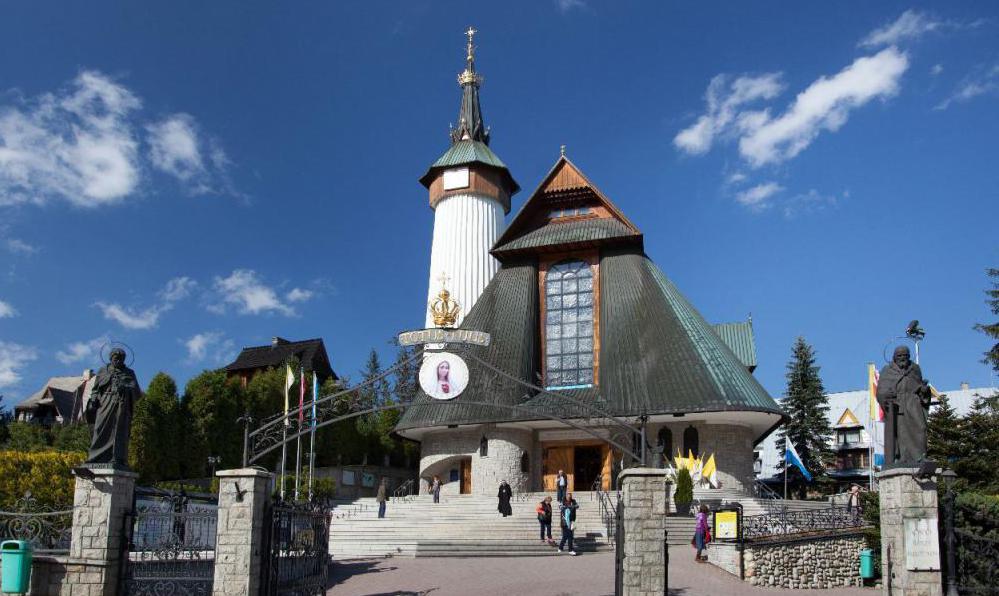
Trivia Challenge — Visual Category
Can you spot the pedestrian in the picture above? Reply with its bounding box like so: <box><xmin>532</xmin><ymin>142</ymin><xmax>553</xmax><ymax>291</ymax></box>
<box><xmin>376</xmin><ymin>478</ymin><xmax>387</xmax><ymax>519</ymax></box>
<box><xmin>498</xmin><ymin>480</ymin><xmax>513</xmax><ymax>517</ymax></box>
<box><xmin>432</xmin><ymin>475</ymin><xmax>442</xmax><ymax>504</ymax></box>
<box><xmin>556</xmin><ymin>469</ymin><xmax>568</xmax><ymax>504</ymax></box>
<box><xmin>846</xmin><ymin>484</ymin><xmax>862</xmax><ymax>514</ymax></box>
<box><xmin>693</xmin><ymin>504</ymin><xmax>710</xmax><ymax>562</ymax></box>
<box><xmin>536</xmin><ymin>496</ymin><xmax>555</xmax><ymax>545</ymax></box>
<box><xmin>558</xmin><ymin>493</ymin><xmax>578</xmax><ymax>555</ymax></box>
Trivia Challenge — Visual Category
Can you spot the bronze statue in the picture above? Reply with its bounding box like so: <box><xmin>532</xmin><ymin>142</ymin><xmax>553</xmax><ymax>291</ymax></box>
<box><xmin>877</xmin><ymin>346</ymin><xmax>932</xmax><ymax>466</ymax></box>
<box><xmin>84</xmin><ymin>347</ymin><xmax>140</xmax><ymax>468</ymax></box>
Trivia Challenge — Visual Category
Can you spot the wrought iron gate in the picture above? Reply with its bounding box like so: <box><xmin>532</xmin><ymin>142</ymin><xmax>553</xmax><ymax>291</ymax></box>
<box><xmin>122</xmin><ymin>491</ymin><xmax>218</xmax><ymax>596</ymax></box>
<box><xmin>261</xmin><ymin>499</ymin><xmax>331</xmax><ymax>596</ymax></box>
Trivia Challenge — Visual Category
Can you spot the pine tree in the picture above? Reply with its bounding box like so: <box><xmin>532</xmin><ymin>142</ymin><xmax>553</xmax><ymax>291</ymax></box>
<box><xmin>926</xmin><ymin>393</ymin><xmax>965</xmax><ymax>466</ymax></box>
<box><xmin>973</xmin><ymin>268</ymin><xmax>999</xmax><ymax>374</ymax></box>
<box><xmin>184</xmin><ymin>369</ymin><xmax>245</xmax><ymax>474</ymax></box>
<box><xmin>776</xmin><ymin>337</ymin><xmax>833</xmax><ymax>497</ymax></box>
<box><xmin>954</xmin><ymin>393</ymin><xmax>999</xmax><ymax>493</ymax></box>
<box><xmin>355</xmin><ymin>349</ymin><xmax>390</xmax><ymax>463</ymax></box>
<box><xmin>129</xmin><ymin>372</ymin><xmax>182</xmax><ymax>482</ymax></box>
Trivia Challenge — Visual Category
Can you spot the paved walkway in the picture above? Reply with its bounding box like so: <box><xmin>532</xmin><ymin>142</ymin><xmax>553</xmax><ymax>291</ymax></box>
<box><xmin>327</xmin><ymin>548</ymin><xmax>874</xmax><ymax>595</ymax></box>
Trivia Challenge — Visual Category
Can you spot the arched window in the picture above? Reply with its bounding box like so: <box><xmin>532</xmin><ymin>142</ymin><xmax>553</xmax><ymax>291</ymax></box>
<box><xmin>545</xmin><ymin>260</ymin><xmax>595</xmax><ymax>388</ymax></box>
<box><xmin>682</xmin><ymin>426</ymin><xmax>699</xmax><ymax>458</ymax></box>
<box><xmin>479</xmin><ymin>436</ymin><xmax>488</xmax><ymax>457</ymax></box>
<box><xmin>520</xmin><ymin>452</ymin><xmax>530</xmax><ymax>473</ymax></box>
<box><xmin>657</xmin><ymin>427</ymin><xmax>673</xmax><ymax>458</ymax></box>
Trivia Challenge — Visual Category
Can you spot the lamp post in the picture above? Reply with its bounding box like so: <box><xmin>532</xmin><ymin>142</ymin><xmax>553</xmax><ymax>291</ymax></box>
<box><xmin>207</xmin><ymin>455</ymin><xmax>221</xmax><ymax>479</ymax></box>
<box><xmin>941</xmin><ymin>468</ymin><xmax>959</xmax><ymax>596</ymax></box>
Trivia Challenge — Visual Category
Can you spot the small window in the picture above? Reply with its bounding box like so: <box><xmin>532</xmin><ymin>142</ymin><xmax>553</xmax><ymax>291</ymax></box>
<box><xmin>657</xmin><ymin>428</ymin><xmax>673</xmax><ymax>458</ymax></box>
<box><xmin>479</xmin><ymin>436</ymin><xmax>488</xmax><ymax>457</ymax></box>
<box><xmin>520</xmin><ymin>452</ymin><xmax>530</xmax><ymax>473</ymax></box>
<box><xmin>549</xmin><ymin>206</ymin><xmax>593</xmax><ymax>219</ymax></box>
<box><xmin>682</xmin><ymin>426</ymin><xmax>699</xmax><ymax>458</ymax></box>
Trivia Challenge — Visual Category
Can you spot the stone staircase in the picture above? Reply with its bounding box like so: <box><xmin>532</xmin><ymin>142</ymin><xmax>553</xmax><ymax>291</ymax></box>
<box><xmin>328</xmin><ymin>488</ymin><xmax>833</xmax><ymax>557</ymax></box>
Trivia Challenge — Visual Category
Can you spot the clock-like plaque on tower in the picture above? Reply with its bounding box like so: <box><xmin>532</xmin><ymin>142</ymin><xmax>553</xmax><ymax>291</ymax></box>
<box><xmin>442</xmin><ymin>167</ymin><xmax>469</xmax><ymax>190</ymax></box>
<box><xmin>419</xmin><ymin>351</ymin><xmax>469</xmax><ymax>400</ymax></box>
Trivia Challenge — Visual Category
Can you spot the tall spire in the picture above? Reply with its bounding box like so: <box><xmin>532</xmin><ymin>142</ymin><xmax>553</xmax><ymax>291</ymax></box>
<box><xmin>450</xmin><ymin>26</ymin><xmax>490</xmax><ymax>146</ymax></box>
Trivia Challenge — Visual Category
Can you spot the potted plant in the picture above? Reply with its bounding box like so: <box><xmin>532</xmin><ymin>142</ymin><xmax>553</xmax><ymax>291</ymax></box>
<box><xmin>674</xmin><ymin>467</ymin><xmax>693</xmax><ymax>516</ymax></box>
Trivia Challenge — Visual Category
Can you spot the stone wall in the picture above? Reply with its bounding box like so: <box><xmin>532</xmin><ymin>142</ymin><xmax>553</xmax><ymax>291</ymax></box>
<box><xmin>743</xmin><ymin>533</ymin><xmax>865</xmax><ymax>589</ymax></box>
<box><xmin>418</xmin><ymin>425</ymin><xmax>532</xmax><ymax>496</ymax></box>
<box><xmin>648</xmin><ymin>421</ymin><xmax>755</xmax><ymax>491</ymax></box>
<box><xmin>28</xmin><ymin>556</ymin><xmax>109</xmax><ymax>596</ymax></box>
<box><xmin>618</xmin><ymin>468</ymin><xmax>668</xmax><ymax>596</ymax></box>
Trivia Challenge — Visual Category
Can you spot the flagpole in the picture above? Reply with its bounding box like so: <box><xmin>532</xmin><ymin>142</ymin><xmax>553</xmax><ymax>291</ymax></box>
<box><xmin>280</xmin><ymin>423</ymin><xmax>288</xmax><ymax>501</ymax></box>
<box><xmin>294</xmin><ymin>367</ymin><xmax>304</xmax><ymax>502</ymax></box>
<box><xmin>784</xmin><ymin>454</ymin><xmax>788</xmax><ymax>500</ymax></box>
<box><xmin>308</xmin><ymin>372</ymin><xmax>317</xmax><ymax>501</ymax></box>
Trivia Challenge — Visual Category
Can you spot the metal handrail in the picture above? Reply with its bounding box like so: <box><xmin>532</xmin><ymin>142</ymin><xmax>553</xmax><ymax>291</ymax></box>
<box><xmin>392</xmin><ymin>479</ymin><xmax>415</xmax><ymax>502</ymax></box>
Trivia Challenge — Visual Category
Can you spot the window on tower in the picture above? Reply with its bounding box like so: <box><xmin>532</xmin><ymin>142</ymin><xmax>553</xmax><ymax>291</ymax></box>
<box><xmin>549</xmin><ymin>206</ymin><xmax>592</xmax><ymax>220</ymax></box>
<box><xmin>544</xmin><ymin>259</ymin><xmax>595</xmax><ymax>389</ymax></box>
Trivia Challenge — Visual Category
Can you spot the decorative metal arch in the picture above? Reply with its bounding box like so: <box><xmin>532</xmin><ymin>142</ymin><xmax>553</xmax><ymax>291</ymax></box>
<box><xmin>243</xmin><ymin>344</ymin><xmax>653</xmax><ymax>467</ymax></box>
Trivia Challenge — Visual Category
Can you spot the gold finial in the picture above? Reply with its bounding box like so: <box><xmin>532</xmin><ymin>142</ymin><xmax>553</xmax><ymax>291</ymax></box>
<box><xmin>465</xmin><ymin>27</ymin><xmax>477</xmax><ymax>63</ymax></box>
<box><xmin>458</xmin><ymin>27</ymin><xmax>483</xmax><ymax>86</ymax></box>
<box><xmin>429</xmin><ymin>271</ymin><xmax>460</xmax><ymax>328</ymax></box>
<box><xmin>560</xmin><ymin>144</ymin><xmax>566</xmax><ymax>157</ymax></box>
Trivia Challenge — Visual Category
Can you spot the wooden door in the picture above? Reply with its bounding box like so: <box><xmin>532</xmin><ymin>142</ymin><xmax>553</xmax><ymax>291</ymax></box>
<box><xmin>460</xmin><ymin>458</ymin><xmax>472</xmax><ymax>494</ymax></box>
<box><xmin>542</xmin><ymin>446</ymin><xmax>574</xmax><ymax>492</ymax></box>
<box><xmin>601</xmin><ymin>446</ymin><xmax>613</xmax><ymax>491</ymax></box>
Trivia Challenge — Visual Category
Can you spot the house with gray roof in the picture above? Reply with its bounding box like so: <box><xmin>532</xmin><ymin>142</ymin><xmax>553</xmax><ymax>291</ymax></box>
<box><xmin>14</xmin><ymin>370</ymin><xmax>96</xmax><ymax>426</ymax></box>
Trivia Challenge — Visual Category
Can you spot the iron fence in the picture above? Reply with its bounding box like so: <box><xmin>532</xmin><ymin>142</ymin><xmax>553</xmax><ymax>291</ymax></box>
<box><xmin>122</xmin><ymin>492</ymin><xmax>218</xmax><ymax>596</ymax></box>
<box><xmin>262</xmin><ymin>499</ymin><xmax>331</xmax><ymax>596</ymax></box>
<box><xmin>741</xmin><ymin>506</ymin><xmax>866</xmax><ymax>541</ymax></box>
<box><xmin>0</xmin><ymin>492</ymin><xmax>73</xmax><ymax>554</ymax></box>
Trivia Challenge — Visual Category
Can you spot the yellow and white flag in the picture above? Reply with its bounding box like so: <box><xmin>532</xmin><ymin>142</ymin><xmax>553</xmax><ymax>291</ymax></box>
<box><xmin>284</xmin><ymin>365</ymin><xmax>295</xmax><ymax>426</ymax></box>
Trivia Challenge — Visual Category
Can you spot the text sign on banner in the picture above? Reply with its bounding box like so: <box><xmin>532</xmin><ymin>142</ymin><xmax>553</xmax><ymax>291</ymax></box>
<box><xmin>398</xmin><ymin>328</ymin><xmax>491</xmax><ymax>347</ymax></box>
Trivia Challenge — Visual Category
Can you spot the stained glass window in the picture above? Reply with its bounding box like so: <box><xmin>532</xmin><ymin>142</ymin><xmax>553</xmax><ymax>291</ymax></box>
<box><xmin>545</xmin><ymin>259</ymin><xmax>595</xmax><ymax>388</ymax></box>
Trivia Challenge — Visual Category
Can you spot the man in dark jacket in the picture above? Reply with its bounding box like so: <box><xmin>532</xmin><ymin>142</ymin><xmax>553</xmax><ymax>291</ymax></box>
<box><xmin>497</xmin><ymin>480</ymin><xmax>513</xmax><ymax>517</ymax></box>
<box><xmin>877</xmin><ymin>346</ymin><xmax>932</xmax><ymax>465</ymax></box>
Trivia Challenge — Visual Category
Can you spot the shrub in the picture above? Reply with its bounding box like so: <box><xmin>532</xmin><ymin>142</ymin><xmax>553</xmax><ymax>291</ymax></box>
<box><xmin>674</xmin><ymin>467</ymin><xmax>693</xmax><ymax>504</ymax></box>
<box><xmin>0</xmin><ymin>450</ymin><xmax>84</xmax><ymax>509</ymax></box>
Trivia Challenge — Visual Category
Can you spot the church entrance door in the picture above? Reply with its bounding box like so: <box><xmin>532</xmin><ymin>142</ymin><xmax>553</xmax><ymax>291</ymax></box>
<box><xmin>574</xmin><ymin>445</ymin><xmax>603</xmax><ymax>492</ymax></box>
<box><xmin>543</xmin><ymin>446</ymin><xmax>574</xmax><ymax>491</ymax></box>
<box><xmin>459</xmin><ymin>458</ymin><xmax>472</xmax><ymax>494</ymax></box>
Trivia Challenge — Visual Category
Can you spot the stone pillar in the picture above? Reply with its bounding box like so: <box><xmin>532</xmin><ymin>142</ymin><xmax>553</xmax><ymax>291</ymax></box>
<box><xmin>69</xmin><ymin>467</ymin><xmax>138</xmax><ymax>596</ymax></box>
<box><xmin>877</xmin><ymin>467</ymin><xmax>943</xmax><ymax>596</ymax></box>
<box><xmin>618</xmin><ymin>467</ymin><xmax>668</xmax><ymax>596</ymax></box>
<box><xmin>213</xmin><ymin>468</ymin><xmax>273</xmax><ymax>596</ymax></box>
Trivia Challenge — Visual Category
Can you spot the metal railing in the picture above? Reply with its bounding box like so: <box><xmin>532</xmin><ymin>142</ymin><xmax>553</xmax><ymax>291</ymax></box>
<box><xmin>392</xmin><ymin>479</ymin><xmax>415</xmax><ymax>502</ymax></box>
<box><xmin>595</xmin><ymin>483</ymin><xmax>619</xmax><ymax>546</ymax></box>
<box><xmin>742</xmin><ymin>506</ymin><xmax>866</xmax><ymax>541</ymax></box>
<box><xmin>0</xmin><ymin>492</ymin><xmax>73</xmax><ymax>554</ymax></box>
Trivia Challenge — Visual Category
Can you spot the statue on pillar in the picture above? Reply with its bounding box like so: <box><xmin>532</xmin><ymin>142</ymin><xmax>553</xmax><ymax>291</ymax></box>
<box><xmin>877</xmin><ymin>345</ymin><xmax>932</xmax><ymax>466</ymax></box>
<box><xmin>84</xmin><ymin>346</ymin><xmax>140</xmax><ymax>468</ymax></box>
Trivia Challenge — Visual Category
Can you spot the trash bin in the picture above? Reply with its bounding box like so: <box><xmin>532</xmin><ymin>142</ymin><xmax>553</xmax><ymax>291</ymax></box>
<box><xmin>859</xmin><ymin>548</ymin><xmax>875</xmax><ymax>579</ymax></box>
<box><xmin>1</xmin><ymin>540</ymin><xmax>32</xmax><ymax>594</ymax></box>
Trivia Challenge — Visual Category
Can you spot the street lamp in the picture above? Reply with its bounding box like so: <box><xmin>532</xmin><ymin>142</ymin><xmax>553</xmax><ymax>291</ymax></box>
<box><xmin>207</xmin><ymin>455</ymin><xmax>221</xmax><ymax>478</ymax></box>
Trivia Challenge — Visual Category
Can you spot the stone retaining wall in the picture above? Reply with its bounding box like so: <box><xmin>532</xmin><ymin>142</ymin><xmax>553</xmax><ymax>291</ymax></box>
<box><xmin>27</xmin><ymin>555</ymin><xmax>109</xmax><ymax>596</ymax></box>
<box><xmin>710</xmin><ymin>532</ymin><xmax>865</xmax><ymax>589</ymax></box>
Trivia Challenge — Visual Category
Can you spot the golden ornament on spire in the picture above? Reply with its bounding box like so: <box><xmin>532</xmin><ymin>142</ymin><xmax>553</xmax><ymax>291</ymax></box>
<box><xmin>429</xmin><ymin>272</ymin><xmax>461</xmax><ymax>328</ymax></box>
<box><xmin>458</xmin><ymin>26</ymin><xmax>483</xmax><ymax>87</ymax></box>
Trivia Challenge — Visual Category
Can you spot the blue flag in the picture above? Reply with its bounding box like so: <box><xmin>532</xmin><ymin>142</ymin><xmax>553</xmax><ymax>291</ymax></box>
<box><xmin>785</xmin><ymin>439</ymin><xmax>813</xmax><ymax>482</ymax></box>
<box><xmin>311</xmin><ymin>372</ymin><xmax>318</xmax><ymax>429</ymax></box>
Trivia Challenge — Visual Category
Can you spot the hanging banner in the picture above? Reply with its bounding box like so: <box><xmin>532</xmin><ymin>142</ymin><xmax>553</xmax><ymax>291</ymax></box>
<box><xmin>419</xmin><ymin>351</ymin><xmax>470</xmax><ymax>400</ymax></box>
<box><xmin>398</xmin><ymin>328</ymin><xmax>491</xmax><ymax>347</ymax></box>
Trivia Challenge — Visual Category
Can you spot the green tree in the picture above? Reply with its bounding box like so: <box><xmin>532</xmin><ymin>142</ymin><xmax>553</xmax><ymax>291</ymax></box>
<box><xmin>973</xmin><ymin>268</ymin><xmax>999</xmax><ymax>373</ymax></box>
<box><xmin>355</xmin><ymin>349</ymin><xmax>390</xmax><ymax>464</ymax></box>
<box><xmin>0</xmin><ymin>394</ymin><xmax>11</xmax><ymax>444</ymax></box>
<box><xmin>926</xmin><ymin>393</ymin><xmax>965</xmax><ymax>466</ymax></box>
<box><xmin>388</xmin><ymin>345</ymin><xmax>420</xmax><ymax>467</ymax></box>
<box><xmin>129</xmin><ymin>372</ymin><xmax>182</xmax><ymax>482</ymax></box>
<box><xmin>776</xmin><ymin>337</ymin><xmax>833</xmax><ymax>498</ymax></box>
<box><xmin>4</xmin><ymin>421</ymin><xmax>50</xmax><ymax>451</ymax></box>
<box><xmin>184</xmin><ymin>369</ymin><xmax>245</xmax><ymax>475</ymax></box>
<box><xmin>954</xmin><ymin>393</ymin><xmax>999</xmax><ymax>493</ymax></box>
<box><xmin>50</xmin><ymin>423</ymin><xmax>91</xmax><ymax>452</ymax></box>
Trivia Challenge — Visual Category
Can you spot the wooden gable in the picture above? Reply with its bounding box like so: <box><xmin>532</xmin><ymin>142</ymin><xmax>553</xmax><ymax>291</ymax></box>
<box><xmin>835</xmin><ymin>408</ymin><xmax>862</xmax><ymax>427</ymax></box>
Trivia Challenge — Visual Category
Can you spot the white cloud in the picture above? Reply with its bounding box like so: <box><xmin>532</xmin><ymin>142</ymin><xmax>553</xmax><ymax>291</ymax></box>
<box><xmin>212</xmin><ymin>269</ymin><xmax>296</xmax><ymax>316</ymax></box>
<box><xmin>674</xmin><ymin>73</ymin><xmax>784</xmax><ymax>155</ymax></box>
<box><xmin>5</xmin><ymin>238</ymin><xmax>37</xmax><ymax>255</ymax></box>
<box><xmin>183</xmin><ymin>331</ymin><xmax>235</xmax><ymax>364</ymax></box>
<box><xmin>0</xmin><ymin>341</ymin><xmax>37</xmax><ymax>389</ymax></box>
<box><xmin>56</xmin><ymin>335</ymin><xmax>108</xmax><ymax>365</ymax></box>
<box><xmin>556</xmin><ymin>0</ymin><xmax>585</xmax><ymax>12</ymax></box>
<box><xmin>286</xmin><ymin>288</ymin><xmax>314</xmax><ymax>303</ymax></box>
<box><xmin>96</xmin><ymin>302</ymin><xmax>164</xmax><ymax>330</ymax></box>
<box><xmin>0</xmin><ymin>70</ymin><xmax>234</xmax><ymax>207</ymax></box>
<box><xmin>935</xmin><ymin>64</ymin><xmax>999</xmax><ymax>110</ymax></box>
<box><xmin>160</xmin><ymin>276</ymin><xmax>197</xmax><ymax>302</ymax></box>
<box><xmin>96</xmin><ymin>276</ymin><xmax>194</xmax><ymax>330</ymax></box>
<box><xmin>860</xmin><ymin>10</ymin><xmax>943</xmax><ymax>48</ymax></box>
<box><xmin>0</xmin><ymin>70</ymin><xmax>141</xmax><ymax>207</ymax></box>
<box><xmin>931</xmin><ymin>64</ymin><xmax>944</xmax><ymax>76</ymax></box>
<box><xmin>735</xmin><ymin>182</ymin><xmax>783</xmax><ymax>210</ymax></box>
<box><xmin>0</xmin><ymin>299</ymin><xmax>16</xmax><ymax>318</ymax></box>
<box><xmin>782</xmin><ymin>188</ymin><xmax>841</xmax><ymax>218</ymax></box>
<box><xmin>738</xmin><ymin>47</ymin><xmax>909</xmax><ymax>167</ymax></box>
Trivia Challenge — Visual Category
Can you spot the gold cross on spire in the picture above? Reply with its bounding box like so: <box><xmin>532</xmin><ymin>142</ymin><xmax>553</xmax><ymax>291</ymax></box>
<box><xmin>436</xmin><ymin>271</ymin><xmax>452</xmax><ymax>289</ymax></box>
<box><xmin>465</xmin><ymin>27</ymin><xmax>477</xmax><ymax>62</ymax></box>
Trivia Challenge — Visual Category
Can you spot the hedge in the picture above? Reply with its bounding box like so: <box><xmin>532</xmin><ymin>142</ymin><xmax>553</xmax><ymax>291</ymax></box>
<box><xmin>0</xmin><ymin>450</ymin><xmax>85</xmax><ymax>509</ymax></box>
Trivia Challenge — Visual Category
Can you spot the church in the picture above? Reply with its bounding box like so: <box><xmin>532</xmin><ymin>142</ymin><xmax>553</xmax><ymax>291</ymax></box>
<box><xmin>395</xmin><ymin>30</ymin><xmax>784</xmax><ymax>497</ymax></box>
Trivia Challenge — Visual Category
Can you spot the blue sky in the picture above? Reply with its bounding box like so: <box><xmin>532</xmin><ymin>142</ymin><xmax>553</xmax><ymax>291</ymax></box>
<box><xmin>1</xmin><ymin>1</ymin><xmax>997</xmax><ymax>408</ymax></box>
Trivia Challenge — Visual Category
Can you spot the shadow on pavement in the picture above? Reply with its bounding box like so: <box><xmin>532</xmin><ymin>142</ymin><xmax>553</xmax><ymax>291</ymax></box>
<box><xmin>329</xmin><ymin>559</ymin><xmax>441</xmax><ymax>596</ymax></box>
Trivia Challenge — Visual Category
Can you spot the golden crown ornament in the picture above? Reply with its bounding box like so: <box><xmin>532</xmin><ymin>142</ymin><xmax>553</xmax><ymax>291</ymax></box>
<box><xmin>429</xmin><ymin>274</ymin><xmax>461</xmax><ymax>328</ymax></box>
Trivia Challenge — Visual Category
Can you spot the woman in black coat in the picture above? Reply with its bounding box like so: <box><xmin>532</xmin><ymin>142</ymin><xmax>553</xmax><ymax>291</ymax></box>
<box><xmin>497</xmin><ymin>480</ymin><xmax>513</xmax><ymax>517</ymax></box>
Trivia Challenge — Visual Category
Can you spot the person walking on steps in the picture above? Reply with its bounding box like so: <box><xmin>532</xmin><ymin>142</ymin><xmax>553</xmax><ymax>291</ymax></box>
<box><xmin>536</xmin><ymin>496</ymin><xmax>555</xmax><ymax>545</ymax></box>
<box><xmin>432</xmin><ymin>475</ymin><xmax>442</xmax><ymax>504</ymax></box>
<box><xmin>376</xmin><ymin>478</ymin><xmax>387</xmax><ymax>519</ymax></box>
<box><xmin>498</xmin><ymin>480</ymin><xmax>513</xmax><ymax>517</ymax></box>
<box><xmin>556</xmin><ymin>469</ymin><xmax>568</xmax><ymax>504</ymax></box>
<box><xmin>693</xmin><ymin>504</ymin><xmax>710</xmax><ymax>562</ymax></box>
<box><xmin>558</xmin><ymin>493</ymin><xmax>578</xmax><ymax>555</ymax></box>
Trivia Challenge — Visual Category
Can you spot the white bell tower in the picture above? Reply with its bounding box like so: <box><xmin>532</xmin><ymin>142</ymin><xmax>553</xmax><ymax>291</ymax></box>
<box><xmin>419</xmin><ymin>27</ymin><xmax>519</xmax><ymax>328</ymax></box>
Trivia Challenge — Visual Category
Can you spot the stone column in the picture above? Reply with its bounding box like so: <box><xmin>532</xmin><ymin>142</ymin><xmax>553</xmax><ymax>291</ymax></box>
<box><xmin>877</xmin><ymin>467</ymin><xmax>943</xmax><ymax>596</ymax></box>
<box><xmin>213</xmin><ymin>468</ymin><xmax>273</xmax><ymax>596</ymax></box>
<box><xmin>69</xmin><ymin>467</ymin><xmax>138</xmax><ymax>596</ymax></box>
<box><xmin>618</xmin><ymin>467</ymin><xmax>668</xmax><ymax>596</ymax></box>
